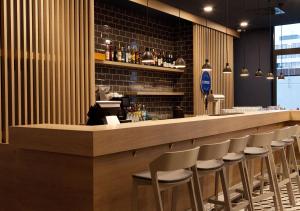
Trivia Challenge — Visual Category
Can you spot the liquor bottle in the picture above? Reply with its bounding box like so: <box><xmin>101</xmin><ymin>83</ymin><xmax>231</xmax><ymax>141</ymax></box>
<box><xmin>157</xmin><ymin>51</ymin><xmax>162</xmax><ymax>67</ymax></box>
<box><xmin>121</xmin><ymin>46</ymin><xmax>126</xmax><ymax>62</ymax></box>
<box><xmin>131</xmin><ymin>47</ymin><xmax>135</xmax><ymax>64</ymax></box>
<box><xmin>152</xmin><ymin>48</ymin><xmax>157</xmax><ymax>66</ymax></box>
<box><xmin>170</xmin><ymin>52</ymin><xmax>174</xmax><ymax>68</ymax></box>
<box><xmin>126</xmin><ymin>45</ymin><xmax>131</xmax><ymax>63</ymax></box>
<box><xmin>135</xmin><ymin>48</ymin><xmax>140</xmax><ymax>64</ymax></box>
<box><xmin>117</xmin><ymin>43</ymin><xmax>122</xmax><ymax>62</ymax></box>
<box><xmin>105</xmin><ymin>44</ymin><xmax>110</xmax><ymax>61</ymax></box>
<box><xmin>113</xmin><ymin>46</ymin><xmax>118</xmax><ymax>61</ymax></box>
<box><xmin>162</xmin><ymin>51</ymin><xmax>166</xmax><ymax>67</ymax></box>
<box><xmin>109</xmin><ymin>45</ymin><xmax>113</xmax><ymax>61</ymax></box>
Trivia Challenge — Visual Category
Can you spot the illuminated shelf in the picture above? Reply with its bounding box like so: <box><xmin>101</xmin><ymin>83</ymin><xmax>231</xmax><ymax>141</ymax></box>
<box><xmin>125</xmin><ymin>91</ymin><xmax>184</xmax><ymax>96</ymax></box>
<box><xmin>95</xmin><ymin>60</ymin><xmax>184</xmax><ymax>73</ymax></box>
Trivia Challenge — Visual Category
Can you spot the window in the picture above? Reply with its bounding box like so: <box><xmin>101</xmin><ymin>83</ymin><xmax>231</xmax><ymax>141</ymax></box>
<box><xmin>275</xmin><ymin>23</ymin><xmax>300</xmax><ymax>109</ymax></box>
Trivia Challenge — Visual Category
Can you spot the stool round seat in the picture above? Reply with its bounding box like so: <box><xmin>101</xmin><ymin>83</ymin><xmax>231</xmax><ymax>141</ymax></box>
<box><xmin>133</xmin><ymin>169</ymin><xmax>193</xmax><ymax>183</ymax></box>
<box><xmin>197</xmin><ymin>159</ymin><xmax>224</xmax><ymax>170</ymax></box>
<box><xmin>271</xmin><ymin>140</ymin><xmax>286</xmax><ymax>148</ymax></box>
<box><xmin>223</xmin><ymin>152</ymin><xmax>244</xmax><ymax>162</ymax></box>
<box><xmin>282</xmin><ymin>138</ymin><xmax>294</xmax><ymax>145</ymax></box>
<box><xmin>244</xmin><ymin>147</ymin><xmax>268</xmax><ymax>155</ymax></box>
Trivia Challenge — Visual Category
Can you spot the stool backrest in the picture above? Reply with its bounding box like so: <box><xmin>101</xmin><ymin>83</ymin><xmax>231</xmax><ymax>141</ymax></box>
<box><xmin>274</xmin><ymin>127</ymin><xmax>291</xmax><ymax>141</ymax></box>
<box><xmin>248</xmin><ymin>131</ymin><xmax>274</xmax><ymax>147</ymax></box>
<box><xmin>149</xmin><ymin>147</ymin><xmax>200</xmax><ymax>172</ymax></box>
<box><xmin>198</xmin><ymin>140</ymin><xmax>230</xmax><ymax>161</ymax></box>
<box><xmin>229</xmin><ymin>135</ymin><xmax>249</xmax><ymax>153</ymax></box>
<box><xmin>289</xmin><ymin>124</ymin><xmax>299</xmax><ymax>137</ymax></box>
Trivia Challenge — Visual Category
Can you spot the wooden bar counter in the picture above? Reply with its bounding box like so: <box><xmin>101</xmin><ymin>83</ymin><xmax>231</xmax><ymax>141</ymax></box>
<box><xmin>5</xmin><ymin>111</ymin><xmax>300</xmax><ymax>211</ymax></box>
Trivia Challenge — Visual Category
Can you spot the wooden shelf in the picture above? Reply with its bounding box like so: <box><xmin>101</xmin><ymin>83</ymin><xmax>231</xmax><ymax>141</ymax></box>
<box><xmin>125</xmin><ymin>91</ymin><xmax>184</xmax><ymax>96</ymax></box>
<box><xmin>95</xmin><ymin>60</ymin><xmax>185</xmax><ymax>73</ymax></box>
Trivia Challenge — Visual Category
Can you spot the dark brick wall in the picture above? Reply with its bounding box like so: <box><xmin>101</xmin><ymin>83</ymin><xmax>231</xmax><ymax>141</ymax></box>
<box><xmin>94</xmin><ymin>0</ymin><xmax>193</xmax><ymax>118</ymax></box>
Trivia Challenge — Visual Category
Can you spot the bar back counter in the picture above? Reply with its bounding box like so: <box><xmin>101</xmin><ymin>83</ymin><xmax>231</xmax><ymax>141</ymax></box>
<box><xmin>3</xmin><ymin>111</ymin><xmax>300</xmax><ymax>210</ymax></box>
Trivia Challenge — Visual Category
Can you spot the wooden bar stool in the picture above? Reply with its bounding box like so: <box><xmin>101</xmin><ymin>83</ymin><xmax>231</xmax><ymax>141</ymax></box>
<box><xmin>268</xmin><ymin>127</ymin><xmax>296</xmax><ymax>207</ymax></box>
<box><xmin>245</xmin><ymin>131</ymin><xmax>283</xmax><ymax>211</ymax></box>
<box><xmin>132</xmin><ymin>147</ymin><xmax>200</xmax><ymax>211</ymax></box>
<box><xmin>194</xmin><ymin>140</ymin><xmax>233</xmax><ymax>211</ymax></box>
<box><xmin>285</xmin><ymin>125</ymin><xmax>300</xmax><ymax>192</ymax></box>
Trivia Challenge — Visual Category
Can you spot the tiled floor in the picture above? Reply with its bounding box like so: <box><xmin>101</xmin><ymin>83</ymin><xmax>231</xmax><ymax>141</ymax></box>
<box><xmin>205</xmin><ymin>179</ymin><xmax>300</xmax><ymax>210</ymax></box>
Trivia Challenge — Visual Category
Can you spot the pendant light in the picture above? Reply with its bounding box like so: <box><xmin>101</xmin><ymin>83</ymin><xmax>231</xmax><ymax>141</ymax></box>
<box><xmin>175</xmin><ymin>9</ymin><xmax>186</xmax><ymax>69</ymax></box>
<box><xmin>141</xmin><ymin>0</ymin><xmax>154</xmax><ymax>64</ymax></box>
<box><xmin>266</xmin><ymin>3</ymin><xmax>274</xmax><ymax>80</ymax></box>
<box><xmin>223</xmin><ymin>0</ymin><xmax>232</xmax><ymax>74</ymax></box>
<box><xmin>240</xmin><ymin>0</ymin><xmax>249</xmax><ymax>77</ymax></box>
<box><xmin>278</xmin><ymin>25</ymin><xmax>285</xmax><ymax>79</ymax></box>
<box><xmin>202</xmin><ymin>16</ymin><xmax>212</xmax><ymax>71</ymax></box>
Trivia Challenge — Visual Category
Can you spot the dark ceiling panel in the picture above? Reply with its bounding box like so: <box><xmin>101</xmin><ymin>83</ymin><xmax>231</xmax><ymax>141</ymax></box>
<box><xmin>159</xmin><ymin>0</ymin><xmax>300</xmax><ymax>29</ymax></box>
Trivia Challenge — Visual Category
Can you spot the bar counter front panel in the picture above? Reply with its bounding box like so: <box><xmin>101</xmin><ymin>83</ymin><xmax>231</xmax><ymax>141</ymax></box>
<box><xmin>4</xmin><ymin>111</ymin><xmax>300</xmax><ymax>211</ymax></box>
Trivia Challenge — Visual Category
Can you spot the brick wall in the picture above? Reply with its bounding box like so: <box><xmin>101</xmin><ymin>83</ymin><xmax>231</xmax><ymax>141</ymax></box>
<box><xmin>94</xmin><ymin>0</ymin><xmax>193</xmax><ymax>118</ymax></box>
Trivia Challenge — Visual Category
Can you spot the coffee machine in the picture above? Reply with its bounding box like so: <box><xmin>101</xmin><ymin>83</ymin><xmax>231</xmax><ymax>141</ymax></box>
<box><xmin>207</xmin><ymin>94</ymin><xmax>225</xmax><ymax>115</ymax></box>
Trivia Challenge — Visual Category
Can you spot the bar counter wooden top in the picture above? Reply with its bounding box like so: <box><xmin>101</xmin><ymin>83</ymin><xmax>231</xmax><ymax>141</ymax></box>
<box><xmin>4</xmin><ymin>110</ymin><xmax>300</xmax><ymax>211</ymax></box>
<box><xmin>10</xmin><ymin>110</ymin><xmax>299</xmax><ymax>157</ymax></box>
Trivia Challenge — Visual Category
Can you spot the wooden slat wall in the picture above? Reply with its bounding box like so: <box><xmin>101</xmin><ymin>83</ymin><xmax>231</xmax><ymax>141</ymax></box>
<box><xmin>0</xmin><ymin>0</ymin><xmax>95</xmax><ymax>143</ymax></box>
<box><xmin>193</xmin><ymin>24</ymin><xmax>234</xmax><ymax>115</ymax></box>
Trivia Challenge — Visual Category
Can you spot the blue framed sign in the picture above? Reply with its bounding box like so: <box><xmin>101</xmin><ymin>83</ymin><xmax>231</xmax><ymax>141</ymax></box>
<box><xmin>201</xmin><ymin>71</ymin><xmax>211</xmax><ymax>95</ymax></box>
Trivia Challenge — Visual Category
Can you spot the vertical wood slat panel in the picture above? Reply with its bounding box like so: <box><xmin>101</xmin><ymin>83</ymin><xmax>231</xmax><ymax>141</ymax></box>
<box><xmin>40</xmin><ymin>0</ymin><xmax>45</xmax><ymax>123</ymax></box>
<box><xmin>16</xmin><ymin>0</ymin><xmax>22</xmax><ymax>125</ymax></box>
<box><xmin>23</xmin><ymin>0</ymin><xmax>28</xmax><ymax>125</ymax></box>
<box><xmin>60</xmin><ymin>0</ymin><xmax>66</xmax><ymax>124</ymax></box>
<box><xmin>10</xmin><ymin>0</ymin><xmax>16</xmax><ymax>127</ymax></box>
<box><xmin>0</xmin><ymin>0</ymin><xmax>3</xmax><ymax>141</ymax></box>
<box><xmin>70</xmin><ymin>0</ymin><xmax>76</xmax><ymax>124</ymax></box>
<box><xmin>84</xmin><ymin>0</ymin><xmax>89</xmax><ymax>121</ymax></box>
<box><xmin>45</xmin><ymin>0</ymin><xmax>50</xmax><ymax>123</ymax></box>
<box><xmin>89</xmin><ymin>0</ymin><xmax>95</xmax><ymax>106</ymax></box>
<box><xmin>80</xmin><ymin>0</ymin><xmax>85</xmax><ymax>124</ymax></box>
<box><xmin>193</xmin><ymin>24</ymin><xmax>234</xmax><ymax>115</ymax></box>
<box><xmin>50</xmin><ymin>0</ymin><xmax>56</xmax><ymax>123</ymax></box>
<box><xmin>65</xmin><ymin>0</ymin><xmax>71</xmax><ymax>124</ymax></box>
<box><xmin>75</xmin><ymin>0</ymin><xmax>80</xmax><ymax>124</ymax></box>
<box><xmin>34</xmin><ymin>0</ymin><xmax>39</xmax><ymax>124</ymax></box>
<box><xmin>55</xmin><ymin>0</ymin><xmax>61</xmax><ymax>124</ymax></box>
<box><xmin>29</xmin><ymin>0</ymin><xmax>34</xmax><ymax>124</ymax></box>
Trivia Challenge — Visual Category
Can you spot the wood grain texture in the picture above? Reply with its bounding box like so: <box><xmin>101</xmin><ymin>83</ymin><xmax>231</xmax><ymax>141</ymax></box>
<box><xmin>0</xmin><ymin>0</ymin><xmax>95</xmax><ymax>142</ymax></box>
<box><xmin>10</xmin><ymin>111</ymin><xmax>299</xmax><ymax>157</ymax></box>
<box><xmin>193</xmin><ymin>24</ymin><xmax>234</xmax><ymax>115</ymax></box>
<box><xmin>8</xmin><ymin>112</ymin><xmax>300</xmax><ymax>211</ymax></box>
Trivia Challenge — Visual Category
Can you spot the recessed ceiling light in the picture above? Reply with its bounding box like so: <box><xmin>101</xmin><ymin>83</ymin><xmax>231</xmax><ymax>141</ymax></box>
<box><xmin>240</xmin><ymin>21</ymin><xmax>248</xmax><ymax>28</ymax></box>
<box><xmin>203</xmin><ymin>6</ymin><xmax>213</xmax><ymax>13</ymax></box>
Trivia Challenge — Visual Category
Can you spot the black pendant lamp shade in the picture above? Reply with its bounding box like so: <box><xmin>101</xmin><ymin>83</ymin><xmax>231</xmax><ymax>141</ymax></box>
<box><xmin>202</xmin><ymin>59</ymin><xmax>212</xmax><ymax>71</ymax></box>
<box><xmin>175</xmin><ymin>9</ymin><xmax>186</xmax><ymax>69</ymax></box>
<box><xmin>255</xmin><ymin>68</ymin><xmax>264</xmax><ymax>77</ymax></box>
<box><xmin>223</xmin><ymin>0</ymin><xmax>232</xmax><ymax>74</ymax></box>
<box><xmin>266</xmin><ymin>72</ymin><xmax>275</xmax><ymax>80</ymax></box>
<box><xmin>141</xmin><ymin>48</ymin><xmax>154</xmax><ymax>64</ymax></box>
<box><xmin>141</xmin><ymin>0</ymin><xmax>154</xmax><ymax>64</ymax></box>
<box><xmin>223</xmin><ymin>63</ymin><xmax>232</xmax><ymax>74</ymax></box>
<box><xmin>175</xmin><ymin>57</ymin><xmax>186</xmax><ymax>69</ymax></box>
<box><xmin>240</xmin><ymin>67</ymin><xmax>249</xmax><ymax>77</ymax></box>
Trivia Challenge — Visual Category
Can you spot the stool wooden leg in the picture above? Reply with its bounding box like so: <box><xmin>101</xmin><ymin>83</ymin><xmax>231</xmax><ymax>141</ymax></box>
<box><xmin>132</xmin><ymin>180</ymin><xmax>139</xmax><ymax>211</ymax></box>
<box><xmin>192</xmin><ymin>167</ymin><xmax>205</xmax><ymax>211</ymax></box>
<box><xmin>265</xmin><ymin>153</ymin><xmax>283</xmax><ymax>211</ymax></box>
<box><xmin>214</xmin><ymin>171</ymin><xmax>219</xmax><ymax>210</ymax></box>
<box><xmin>260</xmin><ymin>158</ymin><xmax>264</xmax><ymax>194</ymax></box>
<box><xmin>239</xmin><ymin>161</ymin><xmax>254</xmax><ymax>211</ymax></box>
<box><xmin>152</xmin><ymin>180</ymin><xmax>164</xmax><ymax>211</ymax></box>
<box><xmin>290</xmin><ymin>144</ymin><xmax>300</xmax><ymax>193</ymax></box>
<box><xmin>219</xmin><ymin>167</ymin><xmax>232</xmax><ymax>210</ymax></box>
<box><xmin>188</xmin><ymin>179</ymin><xmax>198</xmax><ymax>211</ymax></box>
<box><xmin>171</xmin><ymin>187</ymin><xmax>178</xmax><ymax>211</ymax></box>
<box><xmin>280</xmin><ymin>148</ymin><xmax>296</xmax><ymax>206</ymax></box>
<box><xmin>247</xmin><ymin>159</ymin><xmax>254</xmax><ymax>196</ymax></box>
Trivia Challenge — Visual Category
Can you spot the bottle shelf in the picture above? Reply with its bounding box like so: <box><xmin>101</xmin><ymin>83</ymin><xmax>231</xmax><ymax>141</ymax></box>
<box><xmin>95</xmin><ymin>59</ymin><xmax>185</xmax><ymax>74</ymax></box>
<box><xmin>124</xmin><ymin>91</ymin><xmax>184</xmax><ymax>96</ymax></box>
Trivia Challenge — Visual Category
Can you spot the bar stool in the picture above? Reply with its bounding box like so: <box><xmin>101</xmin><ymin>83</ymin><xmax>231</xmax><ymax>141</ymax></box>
<box><xmin>132</xmin><ymin>147</ymin><xmax>200</xmax><ymax>211</ymax></box>
<box><xmin>268</xmin><ymin>127</ymin><xmax>296</xmax><ymax>207</ymax></box>
<box><xmin>210</xmin><ymin>136</ymin><xmax>253</xmax><ymax>211</ymax></box>
<box><xmin>194</xmin><ymin>140</ymin><xmax>233</xmax><ymax>210</ymax></box>
<box><xmin>245</xmin><ymin>131</ymin><xmax>283</xmax><ymax>211</ymax></box>
<box><xmin>285</xmin><ymin>125</ymin><xmax>300</xmax><ymax>192</ymax></box>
